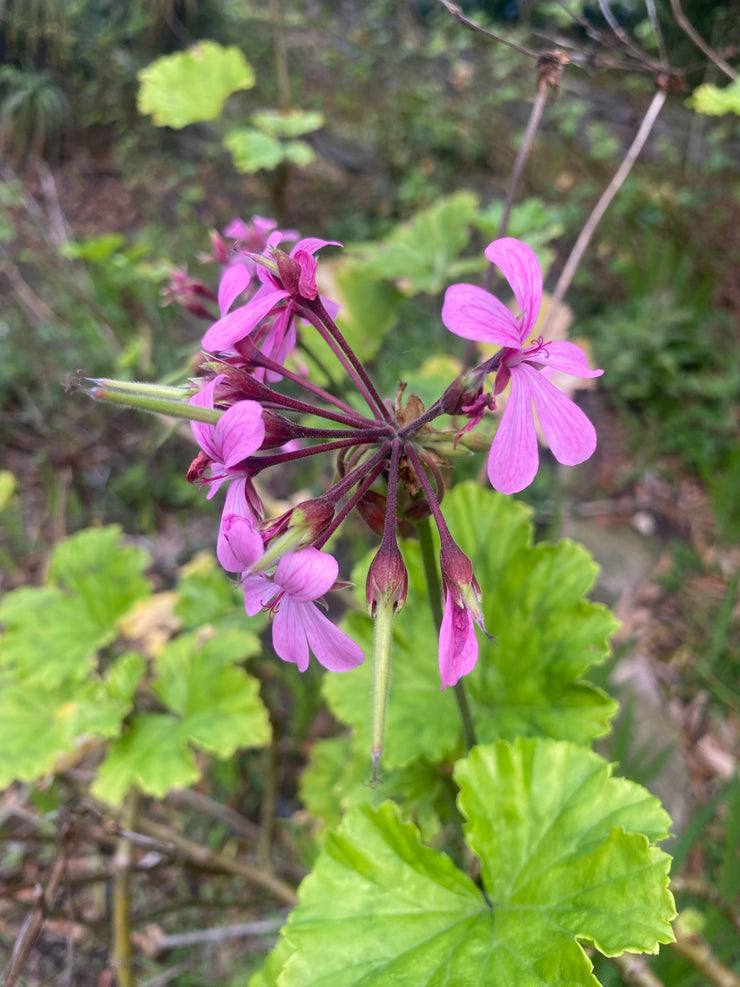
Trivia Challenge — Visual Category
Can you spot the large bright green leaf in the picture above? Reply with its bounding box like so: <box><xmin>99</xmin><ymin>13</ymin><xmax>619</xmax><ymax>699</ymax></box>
<box><xmin>137</xmin><ymin>42</ymin><xmax>255</xmax><ymax>128</ymax></box>
<box><xmin>324</xmin><ymin>483</ymin><xmax>618</xmax><ymax>770</ymax></box>
<box><xmin>258</xmin><ymin>740</ymin><xmax>674</xmax><ymax>986</ymax></box>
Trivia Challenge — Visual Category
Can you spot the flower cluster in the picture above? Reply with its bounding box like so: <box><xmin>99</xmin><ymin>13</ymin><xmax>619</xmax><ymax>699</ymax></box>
<box><xmin>178</xmin><ymin>219</ymin><xmax>602</xmax><ymax>699</ymax></box>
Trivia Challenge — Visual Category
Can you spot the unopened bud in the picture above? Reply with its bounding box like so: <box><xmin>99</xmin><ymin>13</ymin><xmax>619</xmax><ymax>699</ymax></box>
<box><xmin>365</xmin><ymin>541</ymin><xmax>408</xmax><ymax>617</ymax></box>
<box><xmin>356</xmin><ymin>490</ymin><xmax>387</xmax><ymax>537</ymax></box>
<box><xmin>254</xmin><ymin>497</ymin><xmax>335</xmax><ymax>572</ymax></box>
<box><xmin>439</xmin><ymin>542</ymin><xmax>485</xmax><ymax>630</ymax></box>
<box><xmin>439</xmin><ymin>369</ymin><xmax>486</xmax><ymax>417</ymax></box>
<box><xmin>260</xmin><ymin>411</ymin><xmax>304</xmax><ymax>449</ymax></box>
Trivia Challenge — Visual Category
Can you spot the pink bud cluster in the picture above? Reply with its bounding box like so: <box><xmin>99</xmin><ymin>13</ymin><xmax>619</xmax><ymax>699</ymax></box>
<box><xmin>179</xmin><ymin>218</ymin><xmax>602</xmax><ymax>688</ymax></box>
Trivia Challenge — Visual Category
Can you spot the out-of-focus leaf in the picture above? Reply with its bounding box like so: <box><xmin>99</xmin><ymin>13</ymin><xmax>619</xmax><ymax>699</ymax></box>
<box><xmin>224</xmin><ymin>127</ymin><xmax>284</xmax><ymax>172</ymax></box>
<box><xmin>251</xmin><ymin>109</ymin><xmax>323</xmax><ymax>137</ymax></box>
<box><xmin>137</xmin><ymin>42</ymin><xmax>255</xmax><ymax>128</ymax></box>
<box><xmin>688</xmin><ymin>80</ymin><xmax>740</xmax><ymax>116</ymax></box>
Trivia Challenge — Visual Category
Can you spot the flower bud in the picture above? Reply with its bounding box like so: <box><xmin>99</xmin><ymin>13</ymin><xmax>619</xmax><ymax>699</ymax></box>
<box><xmin>260</xmin><ymin>410</ymin><xmax>305</xmax><ymax>449</ymax></box>
<box><xmin>439</xmin><ymin>541</ymin><xmax>485</xmax><ymax>631</ymax></box>
<box><xmin>365</xmin><ymin>541</ymin><xmax>408</xmax><ymax>617</ymax></box>
<box><xmin>356</xmin><ymin>490</ymin><xmax>387</xmax><ymax>537</ymax></box>
<box><xmin>253</xmin><ymin>497</ymin><xmax>335</xmax><ymax>572</ymax></box>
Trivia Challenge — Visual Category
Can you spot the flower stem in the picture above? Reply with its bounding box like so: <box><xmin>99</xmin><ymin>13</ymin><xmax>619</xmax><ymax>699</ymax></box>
<box><xmin>416</xmin><ymin>516</ymin><xmax>477</xmax><ymax>753</ymax></box>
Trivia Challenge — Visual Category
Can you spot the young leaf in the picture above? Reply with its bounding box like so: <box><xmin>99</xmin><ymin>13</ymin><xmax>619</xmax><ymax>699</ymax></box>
<box><xmin>137</xmin><ymin>42</ymin><xmax>255</xmax><ymax>129</ymax></box>
<box><xmin>324</xmin><ymin>483</ymin><xmax>618</xmax><ymax>769</ymax></box>
<box><xmin>258</xmin><ymin>740</ymin><xmax>674</xmax><ymax>986</ymax></box>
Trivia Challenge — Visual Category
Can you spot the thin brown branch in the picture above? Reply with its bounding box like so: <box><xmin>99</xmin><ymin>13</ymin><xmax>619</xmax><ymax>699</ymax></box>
<box><xmin>669</xmin><ymin>0</ymin><xmax>737</xmax><ymax>81</ymax></box>
<box><xmin>610</xmin><ymin>952</ymin><xmax>667</xmax><ymax>987</ymax></box>
<box><xmin>541</xmin><ymin>86</ymin><xmax>667</xmax><ymax>337</ymax></box>
<box><xmin>436</xmin><ymin>0</ymin><xmax>539</xmax><ymax>59</ymax></box>
<box><xmin>598</xmin><ymin>0</ymin><xmax>653</xmax><ymax>66</ymax></box>
<box><xmin>136</xmin><ymin>916</ymin><xmax>285</xmax><ymax>958</ymax></box>
<box><xmin>133</xmin><ymin>815</ymin><xmax>298</xmax><ymax>907</ymax></box>
<box><xmin>496</xmin><ymin>82</ymin><xmax>549</xmax><ymax>242</ymax></box>
<box><xmin>3</xmin><ymin>857</ymin><xmax>65</xmax><ymax>987</ymax></box>
<box><xmin>671</xmin><ymin>876</ymin><xmax>740</xmax><ymax>933</ymax></box>
<box><xmin>671</xmin><ymin>928</ymin><xmax>740</xmax><ymax>987</ymax></box>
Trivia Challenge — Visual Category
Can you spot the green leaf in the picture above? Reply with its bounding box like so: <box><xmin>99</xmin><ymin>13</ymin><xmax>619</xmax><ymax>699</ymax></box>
<box><xmin>324</xmin><ymin>483</ymin><xmax>618</xmax><ymax>769</ymax></box>
<box><xmin>346</xmin><ymin>191</ymin><xmax>480</xmax><ymax>294</ymax></box>
<box><xmin>48</xmin><ymin>525</ymin><xmax>151</xmax><ymax>630</ymax></box>
<box><xmin>300</xmin><ymin>737</ymin><xmax>452</xmax><ymax>843</ymax></box>
<box><xmin>92</xmin><ymin>713</ymin><xmax>199</xmax><ymax>803</ymax></box>
<box><xmin>223</xmin><ymin>127</ymin><xmax>284</xmax><ymax>172</ymax></box>
<box><xmin>0</xmin><ymin>653</ymin><xmax>143</xmax><ymax>787</ymax></box>
<box><xmin>687</xmin><ymin>80</ymin><xmax>740</xmax><ymax>116</ymax></box>
<box><xmin>280</xmin><ymin>140</ymin><xmax>316</xmax><ymax>167</ymax></box>
<box><xmin>455</xmin><ymin>740</ymin><xmax>675</xmax><ymax>957</ymax></box>
<box><xmin>137</xmin><ymin>42</ymin><xmax>255</xmax><ymax>129</ymax></box>
<box><xmin>251</xmin><ymin>108</ymin><xmax>323</xmax><ymax>137</ymax></box>
<box><xmin>175</xmin><ymin>551</ymin><xmax>262</xmax><ymax>631</ymax></box>
<box><xmin>153</xmin><ymin>628</ymin><xmax>270</xmax><ymax>758</ymax></box>
<box><xmin>330</xmin><ymin>261</ymin><xmax>404</xmax><ymax>361</ymax></box>
<box><xmin>260</xmin><ymin>741</ymin><xmax>674</xmax><ymax>986</ymax></box>
<box><xmin>0</xmin><ymin>526</ymin><xmax>150</xmax><ymax>686</ymax></box>
<box><xmin>0</xmin><ymin>469</ymin><xmax>16</xmax><ymax>510</ymax></box>
<box><xmin>93</xmin><ymin>630</ymin><xmax>270</xmax><ymax>804</ymax></box>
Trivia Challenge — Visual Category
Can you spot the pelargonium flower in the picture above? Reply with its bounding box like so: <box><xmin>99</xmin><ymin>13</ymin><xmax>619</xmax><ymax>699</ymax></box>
<box><xmin>220</xmin><ymin>514</ymin><xmax>364</xmax><ymax>673</ymax></box>
<box><xmin>189</xmin><ymin>376</ymin><xmax>265</xmax><ymax>498</ymax></box>
<box><xmin>201</xmin><ymin>236</ymin><xmax>340</xmax><ymax>359</ymax></box>
<box><xmin>438</xmin><ymin>542</ymin><xmax>487</xmax><ymax>689</ymax></box>
<box><xmin>442</xmin><ymin>237</ymin><xmax>603</xmax><ymax>494</ymax></box>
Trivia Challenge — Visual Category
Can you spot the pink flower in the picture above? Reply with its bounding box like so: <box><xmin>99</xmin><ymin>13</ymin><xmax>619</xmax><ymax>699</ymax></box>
<box><xmin>442</xmin><ymin>238</ymin><xmax>603</xmax><ymax>494</ymax></box>
<box><xmin>438</xmin><ymin>542</ymin><xmax>487</xmax><ymax>689</ymax></box>
<box><xmin>200</xmin><ymin>236</ymin><xmax>340</xmax><ymax>359</ymax></box>
<box><xmin>221</xmin><ymin>516</ymin><xmax>364</xmax><ymax>673</ymax></box>
<box><xmin>189</xmin><ymin>377</ymin><xmax>265</xmax><ymax>498</ymax></box>
<box><xmin>439</xmin><ymin>591</ymin><xmax>479</xmax><ymax>689</ymax></box>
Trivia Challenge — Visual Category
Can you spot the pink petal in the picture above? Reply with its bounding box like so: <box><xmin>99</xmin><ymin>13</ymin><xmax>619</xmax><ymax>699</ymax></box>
<box><xmin>299</xmin><ymin>603</ymin><xmax>365</xmax><ymax>672</ymax></box>
<box><xmin>201</xmin><ymin>288</ymin><xmax>290</xmax><ymax>352</ymax></box>
<box><xmin>484</xmin><ymin>239</ymin><xmax>542</xmax><ymax>340</ymax></box>
<box><xmin>442</xmin><ymin>283</ymin><xmax>522</xmax><ymax>347</ymax></box>
<box><xmin>487</xmin><ymin>367</ymin><xmax>539</xmax><ymax>494</ymax></box>
<box><xmin>218</xmin><ymin>264</ymin><xmax>252</xmax><ymax>316</ymax></box>
<box><xmin>218</xmin><ymin>513</ymin><xmax>263</xmax><ymax>572</ymax></box>
<box><xmin>272</xmin><ymin>600</ymin><xmax>311</xmax><ymax>671</ymax></box>
<box><xmin>274</xmin><ymin>548</ymin><xmax>338</xmax><ymax>603</ymax></box>
<box><xmin>214</xmin><ymin>401</ymin><xmax>265</xmax><ymax>468</ymax></box>
<box><xmin>242</xmin><ymin>572</ymin><xmax>276</xmax><ymax>617</ymax></box>
<box><xmin>289</xmin><ymin>236</ymin><xmax>341</xmax><ymax>257</ymax></box>
<box><xmin>189</xmin><ymin>375</ymin><xmax>225</xmax><ymax>459</ymax></box>
<box><xmin>439</xmin><ymin>593</ymin><xmax>478</xmax><ymax>689</ymax></box>
<box><xmin>527</xmin><ymin>340</ymin><xmax>603</xmax><ymax>379</ymax></box>
<box><xmin>522</xmin><ymin>363</ymin><xmax>598</xmax><ymax>466</ymax></box>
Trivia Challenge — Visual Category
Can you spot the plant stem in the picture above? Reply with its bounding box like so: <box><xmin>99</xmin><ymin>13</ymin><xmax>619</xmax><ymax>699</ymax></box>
<box><xmin>112</xmin><ymin>787</ymin><xmax>139</xmax><ymax>987</ymax></box>
<box><xmin>416</xmin><ymin>516</ymin><xmax>477</xmax><ymax>752</ymax></box>
<box><xmin>496</xmin><ymin>80</ymin><xmax>549</xmax><ymax>242</ymax></box>
<box><xmin>541</xmin><ymin>87</ymin><xmax>667</xmax><ymax>337</ymax></box>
